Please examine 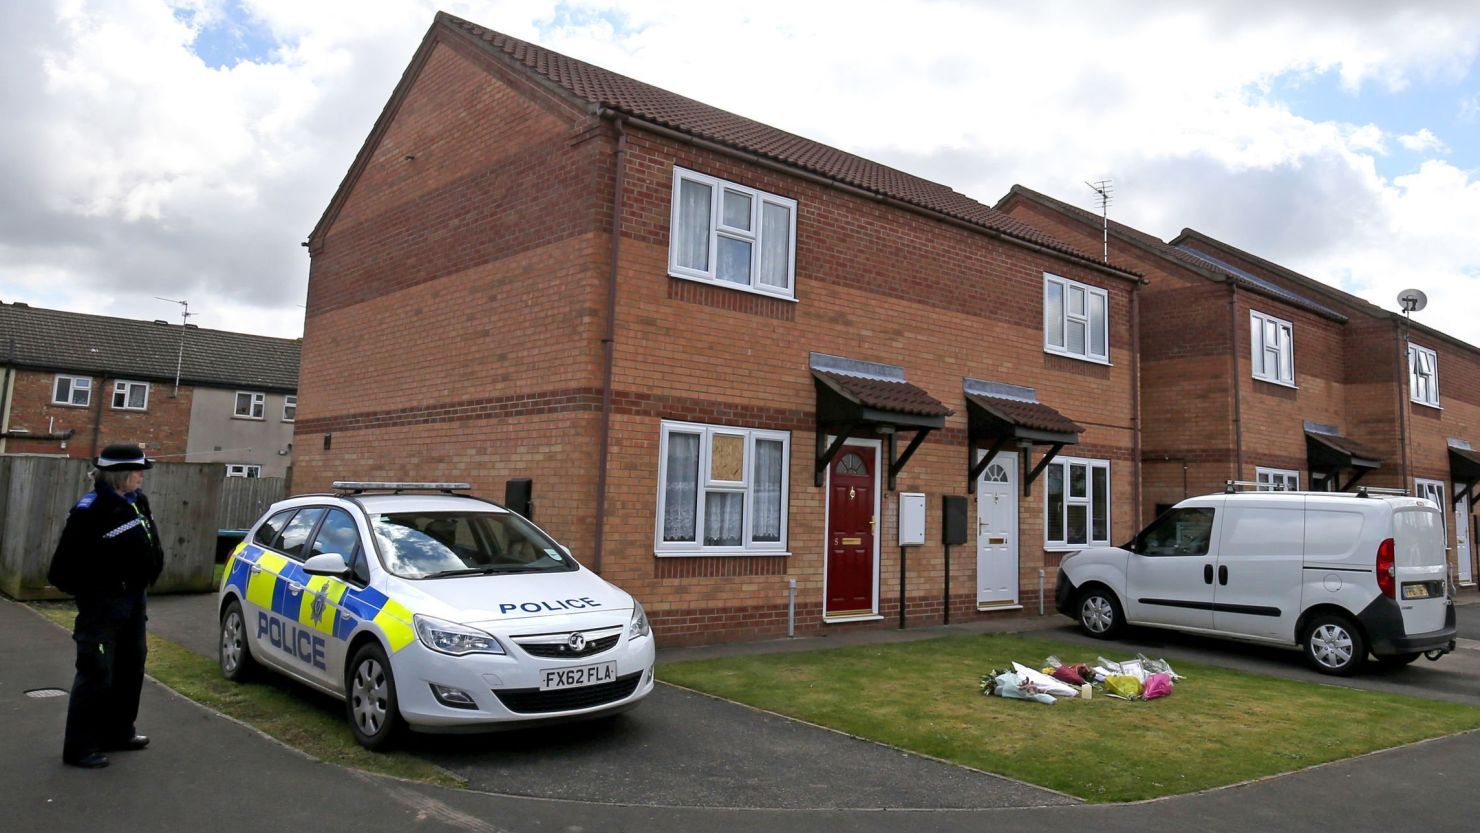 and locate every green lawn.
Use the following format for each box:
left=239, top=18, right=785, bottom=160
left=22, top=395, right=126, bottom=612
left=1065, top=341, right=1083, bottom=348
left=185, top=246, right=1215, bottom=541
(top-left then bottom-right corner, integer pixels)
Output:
left=659, top=633, right=1480, bottom=802
left=29, top=601, right=463, bottom=788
